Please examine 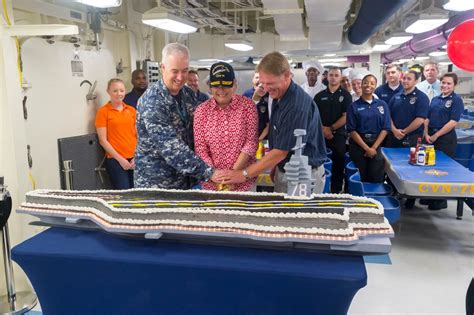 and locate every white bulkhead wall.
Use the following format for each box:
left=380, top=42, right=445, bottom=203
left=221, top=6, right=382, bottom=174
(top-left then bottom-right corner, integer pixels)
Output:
left=0, top=1, right=148, bottom=295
